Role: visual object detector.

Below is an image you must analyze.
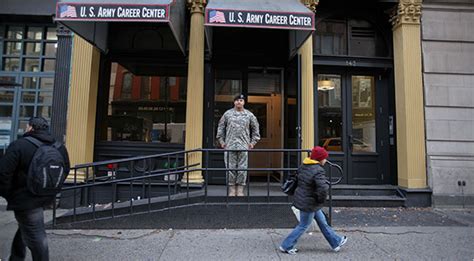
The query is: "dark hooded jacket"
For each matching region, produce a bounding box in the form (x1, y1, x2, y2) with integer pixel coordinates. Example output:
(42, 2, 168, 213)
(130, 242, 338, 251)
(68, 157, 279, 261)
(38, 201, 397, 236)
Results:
(293, 158, 330, 212)
(0, 130, 70, 211)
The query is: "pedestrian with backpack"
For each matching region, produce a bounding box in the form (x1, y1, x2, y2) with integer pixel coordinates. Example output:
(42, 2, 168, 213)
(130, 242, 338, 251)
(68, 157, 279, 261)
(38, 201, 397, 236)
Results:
(279, 146, 347, 255)
(0, 117, 70, 261)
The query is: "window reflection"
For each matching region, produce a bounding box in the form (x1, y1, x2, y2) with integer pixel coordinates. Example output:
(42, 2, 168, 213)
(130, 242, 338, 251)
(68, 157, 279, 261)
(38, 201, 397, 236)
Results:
(318, 74, 342, 152)
(213, 70, 242, 147)
(101, 63, 187, 144)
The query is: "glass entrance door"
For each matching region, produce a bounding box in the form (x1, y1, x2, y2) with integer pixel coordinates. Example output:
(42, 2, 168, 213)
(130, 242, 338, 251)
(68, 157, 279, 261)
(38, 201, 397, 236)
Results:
(317, 70, 389, 184)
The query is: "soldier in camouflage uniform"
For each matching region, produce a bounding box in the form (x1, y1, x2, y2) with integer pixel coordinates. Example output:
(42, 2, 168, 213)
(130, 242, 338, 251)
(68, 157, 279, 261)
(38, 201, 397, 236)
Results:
(216, 94, 260, 196)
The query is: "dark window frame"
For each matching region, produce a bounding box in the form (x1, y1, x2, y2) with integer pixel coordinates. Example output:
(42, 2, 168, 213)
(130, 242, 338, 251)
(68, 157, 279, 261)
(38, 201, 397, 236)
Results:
(0, 23, 56, 144)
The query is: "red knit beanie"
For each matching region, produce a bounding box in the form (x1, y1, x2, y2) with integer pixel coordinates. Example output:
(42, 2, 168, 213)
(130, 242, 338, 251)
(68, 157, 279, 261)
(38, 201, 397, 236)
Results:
(310, 146, 329, 161)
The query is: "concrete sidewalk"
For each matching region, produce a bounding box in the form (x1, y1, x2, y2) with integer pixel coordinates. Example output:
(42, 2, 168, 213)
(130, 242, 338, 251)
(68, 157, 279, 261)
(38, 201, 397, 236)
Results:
(1, 197, 473, 261)
(44, 226, 474, 261)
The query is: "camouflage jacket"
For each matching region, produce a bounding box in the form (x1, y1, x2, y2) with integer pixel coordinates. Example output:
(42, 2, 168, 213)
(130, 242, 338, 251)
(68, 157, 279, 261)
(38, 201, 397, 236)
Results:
(216, 108, 260, 150)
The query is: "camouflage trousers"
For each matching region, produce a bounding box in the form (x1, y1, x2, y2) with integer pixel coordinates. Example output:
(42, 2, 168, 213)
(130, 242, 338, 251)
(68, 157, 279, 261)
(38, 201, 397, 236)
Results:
(224, 151, 248, 186)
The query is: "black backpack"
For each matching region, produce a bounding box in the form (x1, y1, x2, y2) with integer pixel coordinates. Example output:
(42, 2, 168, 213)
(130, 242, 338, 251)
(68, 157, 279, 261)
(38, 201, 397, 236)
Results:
(25, 137, 67, 196)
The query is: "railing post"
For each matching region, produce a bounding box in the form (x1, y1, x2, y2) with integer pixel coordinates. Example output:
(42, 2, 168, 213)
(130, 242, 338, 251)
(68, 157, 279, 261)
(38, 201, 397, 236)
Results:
(73, 168, 77, 222)
(328, 163, 333, 226)
(205, 149, 209, 204)
(129, 161, 134, 215)
(168, 155, 171, 209)
(112, 165, 116, 218)
(186, 151, 190, 206)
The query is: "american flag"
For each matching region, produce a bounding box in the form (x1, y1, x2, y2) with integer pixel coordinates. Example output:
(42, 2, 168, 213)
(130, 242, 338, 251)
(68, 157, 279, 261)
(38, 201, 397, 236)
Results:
(59, 5, 77, 18)
(209, 10, 226, 23)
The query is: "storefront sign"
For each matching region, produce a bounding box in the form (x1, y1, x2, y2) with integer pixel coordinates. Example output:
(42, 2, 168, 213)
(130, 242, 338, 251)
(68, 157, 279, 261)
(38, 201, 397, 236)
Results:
(205, 9, 314, 30)
(55, 3, 169, 22)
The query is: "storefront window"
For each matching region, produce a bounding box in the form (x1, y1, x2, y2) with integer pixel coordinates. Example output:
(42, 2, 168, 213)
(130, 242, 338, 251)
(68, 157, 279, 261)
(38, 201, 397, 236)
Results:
(101, 63, 187, 144)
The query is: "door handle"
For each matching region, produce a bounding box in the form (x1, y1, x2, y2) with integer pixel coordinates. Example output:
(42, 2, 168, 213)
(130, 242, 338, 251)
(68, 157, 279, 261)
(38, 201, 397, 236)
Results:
(348, 135, 354, 150)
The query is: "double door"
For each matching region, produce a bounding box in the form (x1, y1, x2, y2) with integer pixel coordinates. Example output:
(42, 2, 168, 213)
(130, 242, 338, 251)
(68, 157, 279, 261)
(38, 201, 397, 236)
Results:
(316, 69, 390, 184)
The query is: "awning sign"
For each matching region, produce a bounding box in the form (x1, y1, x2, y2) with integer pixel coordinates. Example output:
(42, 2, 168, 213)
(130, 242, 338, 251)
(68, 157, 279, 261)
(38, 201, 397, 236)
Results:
(55, 3, 169, 22)
(205, 9, 314, 30)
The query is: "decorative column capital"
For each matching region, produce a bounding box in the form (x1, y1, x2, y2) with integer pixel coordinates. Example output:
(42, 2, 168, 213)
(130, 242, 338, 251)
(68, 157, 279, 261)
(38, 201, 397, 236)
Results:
(187, 0, 207, 14)
(390, 0, 422, 29)
(301, 0, 319, 12)
(57, 25, 72, 37)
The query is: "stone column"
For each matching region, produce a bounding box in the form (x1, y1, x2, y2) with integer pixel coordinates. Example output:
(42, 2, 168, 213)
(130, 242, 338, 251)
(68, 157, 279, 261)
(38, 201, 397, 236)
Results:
(183, 0, 206, 185)
(390, 0, 427, 188)
(65, 35, 100, 181)
(300, 0, 318, 158)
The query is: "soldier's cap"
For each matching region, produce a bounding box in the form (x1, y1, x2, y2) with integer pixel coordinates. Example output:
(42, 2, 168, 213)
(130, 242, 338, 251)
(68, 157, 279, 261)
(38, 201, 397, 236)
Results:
(234, 94, 245, 101)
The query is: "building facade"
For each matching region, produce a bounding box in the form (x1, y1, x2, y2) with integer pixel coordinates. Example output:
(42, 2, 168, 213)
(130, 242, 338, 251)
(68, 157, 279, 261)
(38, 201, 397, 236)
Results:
(421, 0, 474, 207)
(1, 0, 471, 207)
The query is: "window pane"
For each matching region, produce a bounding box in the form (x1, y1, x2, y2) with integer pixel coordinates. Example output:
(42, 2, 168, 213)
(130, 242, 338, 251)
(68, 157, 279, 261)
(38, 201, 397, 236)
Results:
(24, 58, 40, 72)
(0, 90, 15, 103)
(40, 78, 54, 90)
(0, 76, 16, 85)
(0, 105, 13, 117)
(42, 59, 55, 71)
(38, 91, 53, 104)
(314, 20, 347, 55)
(4, 41, 22, 55)
(44, 43, 57, 56)
(46, 27, 57, 40)
(0, 119, 12, 147)
(25, 42, 42, 55)
(21, 91, 36, 103)
(7, 26, 23, 39)
(101, 63, 187, 143)
(352, 75, 376, 153)
(19, 106, 35, 117)
(27, 27, 43, 40)
(318, 74, 343, 152)
(23, 77, 39, 89)
(248, 69, 281, 95)
(121, 72, 133, 99)
(140, 76, 151, 100)
(3, 58, 20, 71)
(37, 106, 52, 118)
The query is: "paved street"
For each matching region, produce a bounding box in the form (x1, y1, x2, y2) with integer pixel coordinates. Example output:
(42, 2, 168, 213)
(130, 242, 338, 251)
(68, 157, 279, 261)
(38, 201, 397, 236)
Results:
(1, 198, 473, 260)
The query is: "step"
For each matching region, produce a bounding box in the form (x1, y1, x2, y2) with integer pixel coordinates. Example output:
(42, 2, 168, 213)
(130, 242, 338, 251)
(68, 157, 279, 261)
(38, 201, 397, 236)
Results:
(331, 185, 402, 197)
(330, 195, 406, 207)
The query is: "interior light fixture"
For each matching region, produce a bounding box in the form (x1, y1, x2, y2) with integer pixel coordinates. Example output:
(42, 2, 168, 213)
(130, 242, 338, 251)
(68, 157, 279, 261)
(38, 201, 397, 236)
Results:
(317, 80, 335, 91)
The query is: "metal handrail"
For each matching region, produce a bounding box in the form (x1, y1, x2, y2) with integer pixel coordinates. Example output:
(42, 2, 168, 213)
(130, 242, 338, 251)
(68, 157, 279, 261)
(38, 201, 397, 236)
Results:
(53, 148, 344, 227)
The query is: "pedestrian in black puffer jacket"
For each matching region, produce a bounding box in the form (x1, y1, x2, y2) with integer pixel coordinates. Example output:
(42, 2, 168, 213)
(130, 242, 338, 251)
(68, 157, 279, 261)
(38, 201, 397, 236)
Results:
(280, 146, 347, 255)
(0, 117, 70, 261)
(293, 157, 330, 212)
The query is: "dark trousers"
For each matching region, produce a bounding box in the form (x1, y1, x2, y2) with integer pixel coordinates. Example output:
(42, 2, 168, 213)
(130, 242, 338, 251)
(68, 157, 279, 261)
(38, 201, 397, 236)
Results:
(10, 207, 49, 261)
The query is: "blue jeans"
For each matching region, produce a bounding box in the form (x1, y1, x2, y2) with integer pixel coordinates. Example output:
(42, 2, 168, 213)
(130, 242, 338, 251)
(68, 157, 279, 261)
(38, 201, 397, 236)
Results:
(10, 208, 49, 261)
(281, 209, 342, 250)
